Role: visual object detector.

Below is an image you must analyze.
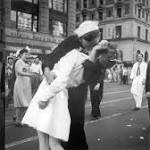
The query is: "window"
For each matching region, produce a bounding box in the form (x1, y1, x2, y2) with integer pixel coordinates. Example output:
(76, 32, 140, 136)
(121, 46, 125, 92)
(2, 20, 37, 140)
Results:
(99, 28, 103, 40)
(11, 10, 17, 28)
(83, 0, 88, 8)
(117, 8, 122, 17)
(105, 0, 114, 5)
(91, 0, 95, 5)
(33, 16, 38, 32)
(145, 29, 148, 40)
(11, 0, 39, 32)
(142, 9, 144, 18)
(49, 0, 67, 13)
(142, 0, 145, 5)
(0, 9, 2, 23)
(116, 26, 122, 39)
(138, 9, 141, 18)
(49, 0, 52, 8)
(106, 7, 113, 17)
(76, 14, 80, 22)
(13, 11, 38, 32)
(53, 0, 65, 12)
(76, 2, 80, 10)
(99, 0, 103, 5)
(146, 12, 148, 22)
(124, 4, 130, 15)
(83, 14, 87, 21)
(0, 30, 3, 42)
(18, 12, 32, 31)
(135, 6, 137, 15)
(137, 26, 141, 38)
(99, 12, 103, 20)
(50, 20, 67, 36)
(91, 12, 95, 20)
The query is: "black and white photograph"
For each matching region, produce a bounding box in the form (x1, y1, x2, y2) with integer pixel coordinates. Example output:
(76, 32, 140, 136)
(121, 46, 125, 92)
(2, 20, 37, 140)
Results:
(1, 0, 150, 150)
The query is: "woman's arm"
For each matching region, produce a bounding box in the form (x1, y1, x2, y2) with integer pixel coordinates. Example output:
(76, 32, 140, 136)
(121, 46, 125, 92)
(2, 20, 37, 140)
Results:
(15, 60, 32, 77)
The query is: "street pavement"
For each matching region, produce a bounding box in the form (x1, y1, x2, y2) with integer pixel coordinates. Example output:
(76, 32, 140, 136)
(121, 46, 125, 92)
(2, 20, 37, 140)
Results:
(5, 82, 150, 150)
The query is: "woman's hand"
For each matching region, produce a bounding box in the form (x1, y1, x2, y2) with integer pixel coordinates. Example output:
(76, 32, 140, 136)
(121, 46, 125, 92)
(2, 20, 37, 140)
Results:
(38, 100, 49, 109)
(89, 41, 109, 63)
(44, 67, 57, 84)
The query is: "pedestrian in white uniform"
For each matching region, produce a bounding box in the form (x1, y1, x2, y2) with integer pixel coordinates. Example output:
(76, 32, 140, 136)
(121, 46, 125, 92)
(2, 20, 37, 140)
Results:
(130, 53, 147, 110)
(22, 21, 110, 150)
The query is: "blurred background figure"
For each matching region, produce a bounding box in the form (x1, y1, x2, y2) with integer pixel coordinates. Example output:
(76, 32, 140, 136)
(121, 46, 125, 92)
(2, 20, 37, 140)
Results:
(122, 64, 128, 85)
(145, 60, 150, 119)
(30, 55, 43, 96)
(30, 55, 43, 75)
(130, 53, 147, 110)
(5, 56, 15, 107)
(13, 48, 33, 127)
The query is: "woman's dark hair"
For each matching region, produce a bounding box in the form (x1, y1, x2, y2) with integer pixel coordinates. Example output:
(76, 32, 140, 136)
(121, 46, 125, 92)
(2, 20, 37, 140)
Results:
(42, 34, 81, 71)
(19, 48, 28, 55)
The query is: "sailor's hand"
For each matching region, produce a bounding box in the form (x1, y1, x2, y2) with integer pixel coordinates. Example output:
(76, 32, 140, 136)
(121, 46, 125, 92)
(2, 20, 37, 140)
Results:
(94, 83, 100, 91)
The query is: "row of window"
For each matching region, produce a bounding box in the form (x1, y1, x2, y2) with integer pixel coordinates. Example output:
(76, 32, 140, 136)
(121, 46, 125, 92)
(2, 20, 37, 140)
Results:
(80, 0, 149, 8)
(137, 26, 149, 40)
(10, 0, 68, 36)
(49, 0, 67, 13)
(99, 26, 149, 40)
(76, 4, 130, 22)
(136, 7, 149, 22)
(11, 10, 67, 36)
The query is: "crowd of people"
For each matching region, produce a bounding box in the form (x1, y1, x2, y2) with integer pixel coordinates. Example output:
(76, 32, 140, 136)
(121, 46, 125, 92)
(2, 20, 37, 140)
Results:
(105, 63, 132, 85)
(3, 20, 150, 150)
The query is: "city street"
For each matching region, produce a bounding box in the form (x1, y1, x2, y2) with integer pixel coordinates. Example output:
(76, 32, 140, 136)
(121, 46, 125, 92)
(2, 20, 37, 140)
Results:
(5, 82, 150, 150)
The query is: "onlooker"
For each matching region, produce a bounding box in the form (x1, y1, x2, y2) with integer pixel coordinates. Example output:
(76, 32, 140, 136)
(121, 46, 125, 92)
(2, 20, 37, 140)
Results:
(30, 56, 43, 75)
(13, 48, 33, 126)
(122, 65, 128, 84)
(30, 56, 43, 95)
(89, 65, 105, 120)
(145, 60, 150, 118)
(130, 53, 147, 110)
(5, 56, 15, 106)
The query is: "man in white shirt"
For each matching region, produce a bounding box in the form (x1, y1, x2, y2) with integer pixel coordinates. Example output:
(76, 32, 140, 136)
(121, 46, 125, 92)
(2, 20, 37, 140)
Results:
(130, 53, 147, 110)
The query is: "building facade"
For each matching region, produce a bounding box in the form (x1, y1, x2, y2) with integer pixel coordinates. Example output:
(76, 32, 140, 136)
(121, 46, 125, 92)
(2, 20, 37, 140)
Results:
(2, 0, 76, 56)
(76, 0, 150, 62)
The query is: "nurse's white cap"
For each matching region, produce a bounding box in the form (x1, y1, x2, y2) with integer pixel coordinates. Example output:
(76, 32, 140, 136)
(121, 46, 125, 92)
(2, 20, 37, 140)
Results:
(74, 20, 99, 38)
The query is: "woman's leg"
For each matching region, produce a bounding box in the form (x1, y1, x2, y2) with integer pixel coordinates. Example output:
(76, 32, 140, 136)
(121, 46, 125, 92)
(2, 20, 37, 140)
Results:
(15, 107, 21, 124)
(49, 136, 64, 150)
(37, 131, 50, 150)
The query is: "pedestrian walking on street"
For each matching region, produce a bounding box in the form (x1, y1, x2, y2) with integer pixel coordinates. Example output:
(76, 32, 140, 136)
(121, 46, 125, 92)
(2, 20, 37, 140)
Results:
(13, 48, 33, 126)
(145, 60, 150, 118)
(89, 58, 106, 120)
(130, 53, 147, 110)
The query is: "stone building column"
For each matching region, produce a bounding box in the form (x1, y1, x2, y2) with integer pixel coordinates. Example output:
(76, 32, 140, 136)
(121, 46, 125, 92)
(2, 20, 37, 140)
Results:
(67, 0, 76, 36)
(3, 0, 11, 28)
(38, 0, 49, 33)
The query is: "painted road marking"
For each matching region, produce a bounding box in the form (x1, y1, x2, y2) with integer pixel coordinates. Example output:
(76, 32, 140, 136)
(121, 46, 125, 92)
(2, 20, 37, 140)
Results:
(85, 105, 148, 125)
(5, 105, 148, 149)
(5, 136, 38, 149)
(85, 96, 132, 108)
(104, 90, 129, 95)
